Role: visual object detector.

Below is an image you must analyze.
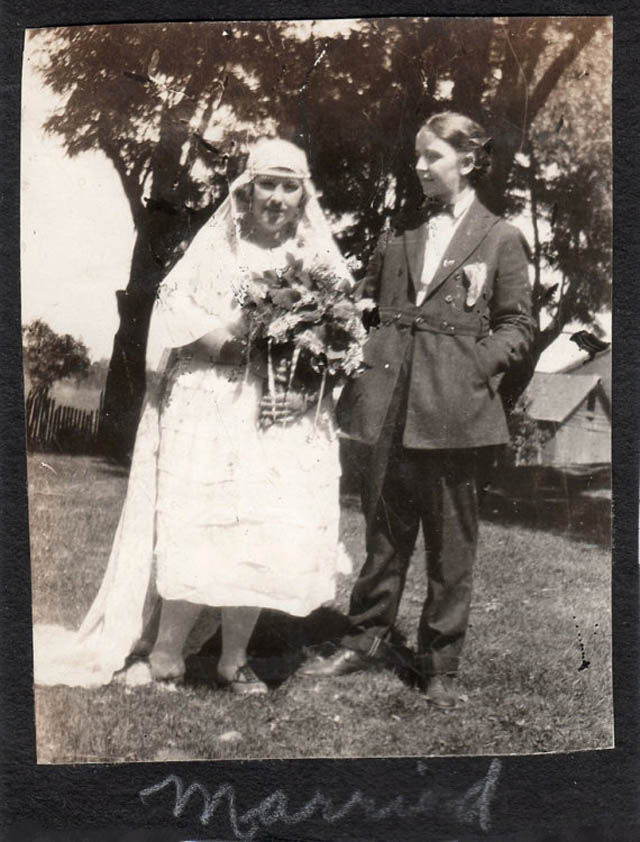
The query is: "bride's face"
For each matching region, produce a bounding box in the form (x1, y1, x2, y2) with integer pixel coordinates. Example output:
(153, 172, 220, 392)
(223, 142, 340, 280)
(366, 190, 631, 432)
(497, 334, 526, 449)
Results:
(251, 174, 304, 240)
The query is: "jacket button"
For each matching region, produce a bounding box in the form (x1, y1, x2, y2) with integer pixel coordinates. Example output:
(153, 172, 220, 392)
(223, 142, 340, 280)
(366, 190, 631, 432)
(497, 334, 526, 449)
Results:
(441, 321, 449, 328)
(384, 363, 390, 369)
(414, 315, 424, 324)
(444, 294, 453, 303)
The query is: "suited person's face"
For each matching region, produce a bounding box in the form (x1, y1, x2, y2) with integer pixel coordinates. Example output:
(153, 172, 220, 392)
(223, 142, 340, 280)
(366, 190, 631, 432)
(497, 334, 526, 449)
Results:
(415, 128, 474, 204)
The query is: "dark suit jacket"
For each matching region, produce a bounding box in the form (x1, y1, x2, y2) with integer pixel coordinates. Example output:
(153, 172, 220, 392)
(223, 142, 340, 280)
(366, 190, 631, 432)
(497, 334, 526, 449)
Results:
(337, 198, 536, 450)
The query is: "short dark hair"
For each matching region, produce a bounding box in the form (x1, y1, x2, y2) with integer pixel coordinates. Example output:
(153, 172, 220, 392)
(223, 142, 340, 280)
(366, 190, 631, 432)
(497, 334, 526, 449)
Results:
(419, 111, 492, 182)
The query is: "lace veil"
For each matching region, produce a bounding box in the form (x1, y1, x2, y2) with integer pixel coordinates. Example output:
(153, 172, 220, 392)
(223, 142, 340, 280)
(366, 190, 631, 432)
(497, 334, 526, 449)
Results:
(147, 137, 353, 367)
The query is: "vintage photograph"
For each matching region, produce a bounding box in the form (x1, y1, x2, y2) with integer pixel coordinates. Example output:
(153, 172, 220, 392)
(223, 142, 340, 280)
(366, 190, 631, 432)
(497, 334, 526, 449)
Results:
(22, 17, 613, 763)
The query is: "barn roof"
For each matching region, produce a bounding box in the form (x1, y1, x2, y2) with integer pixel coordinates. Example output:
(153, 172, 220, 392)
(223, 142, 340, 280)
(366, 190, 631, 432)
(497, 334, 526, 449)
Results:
(562, 347, 611, 402)
(523, 372, 603, 424)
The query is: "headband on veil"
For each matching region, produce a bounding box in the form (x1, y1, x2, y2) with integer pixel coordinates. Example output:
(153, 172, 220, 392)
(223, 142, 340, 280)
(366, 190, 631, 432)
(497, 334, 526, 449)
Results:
(147, 137, 353, 368)
(244, 137, 311, 179)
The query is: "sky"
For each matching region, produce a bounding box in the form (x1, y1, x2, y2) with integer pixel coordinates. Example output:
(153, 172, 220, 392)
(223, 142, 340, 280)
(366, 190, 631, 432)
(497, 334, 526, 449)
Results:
(20, 27, 610, 371)
(21, 37, 136, 362)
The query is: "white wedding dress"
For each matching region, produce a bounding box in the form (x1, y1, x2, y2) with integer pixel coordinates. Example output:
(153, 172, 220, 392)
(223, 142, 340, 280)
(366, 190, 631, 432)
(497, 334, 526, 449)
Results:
(33, 238, 350, 687)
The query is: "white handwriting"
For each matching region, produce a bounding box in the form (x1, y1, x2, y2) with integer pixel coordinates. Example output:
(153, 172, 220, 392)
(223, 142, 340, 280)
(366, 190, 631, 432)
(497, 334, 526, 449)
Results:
(139, 758, 501, 840)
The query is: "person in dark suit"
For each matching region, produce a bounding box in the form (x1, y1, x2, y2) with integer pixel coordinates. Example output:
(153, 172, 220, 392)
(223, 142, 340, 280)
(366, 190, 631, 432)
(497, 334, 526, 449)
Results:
(301, 111, 536, 708)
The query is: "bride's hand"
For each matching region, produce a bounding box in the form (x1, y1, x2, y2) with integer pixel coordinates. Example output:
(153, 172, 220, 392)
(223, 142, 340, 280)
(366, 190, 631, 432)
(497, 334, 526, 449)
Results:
(272, 358, 290, 386)
(259, 390, 313, 427)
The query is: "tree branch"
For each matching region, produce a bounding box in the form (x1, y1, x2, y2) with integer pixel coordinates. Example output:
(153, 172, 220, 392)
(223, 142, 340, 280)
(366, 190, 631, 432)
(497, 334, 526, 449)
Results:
(99, 133, 146, 226)
(528, 145, 543, 324)
(528, 19, 601, 122)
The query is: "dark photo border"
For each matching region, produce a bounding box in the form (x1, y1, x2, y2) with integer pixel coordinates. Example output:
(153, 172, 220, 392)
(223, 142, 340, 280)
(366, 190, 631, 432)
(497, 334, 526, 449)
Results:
(2, 1, 638, 840)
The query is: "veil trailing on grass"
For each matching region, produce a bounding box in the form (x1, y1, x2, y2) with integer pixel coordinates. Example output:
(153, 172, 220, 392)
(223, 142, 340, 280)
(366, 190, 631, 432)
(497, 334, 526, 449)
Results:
(33, 139, 353, 688)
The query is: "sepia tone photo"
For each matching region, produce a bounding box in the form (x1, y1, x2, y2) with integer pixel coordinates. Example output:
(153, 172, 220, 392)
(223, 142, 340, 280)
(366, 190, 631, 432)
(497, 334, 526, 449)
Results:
(22, 17, 613, 764)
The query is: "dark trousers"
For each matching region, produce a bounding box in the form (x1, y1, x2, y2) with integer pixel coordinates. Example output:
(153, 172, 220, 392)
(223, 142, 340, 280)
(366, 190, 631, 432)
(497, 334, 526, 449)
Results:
(342, 436, 480, 676)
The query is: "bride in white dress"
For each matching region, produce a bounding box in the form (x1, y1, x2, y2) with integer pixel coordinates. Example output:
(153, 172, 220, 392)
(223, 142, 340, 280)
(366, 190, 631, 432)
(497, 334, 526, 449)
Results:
(33, 138, 353, 694)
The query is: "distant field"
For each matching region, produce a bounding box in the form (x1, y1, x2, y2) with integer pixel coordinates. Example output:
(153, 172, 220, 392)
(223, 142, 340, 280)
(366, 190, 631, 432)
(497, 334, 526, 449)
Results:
(48, 381, 103, 411)
(29, 453, 613, 763)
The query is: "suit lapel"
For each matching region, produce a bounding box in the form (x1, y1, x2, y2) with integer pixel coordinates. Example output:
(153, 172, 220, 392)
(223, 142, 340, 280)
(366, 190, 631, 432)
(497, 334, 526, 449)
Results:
(422, 198, 498, 303)
(403, 223, 429, 296)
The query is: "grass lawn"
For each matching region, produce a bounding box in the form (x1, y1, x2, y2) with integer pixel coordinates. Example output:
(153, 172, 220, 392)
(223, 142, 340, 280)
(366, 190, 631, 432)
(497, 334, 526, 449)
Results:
(28, 453, 613, 763)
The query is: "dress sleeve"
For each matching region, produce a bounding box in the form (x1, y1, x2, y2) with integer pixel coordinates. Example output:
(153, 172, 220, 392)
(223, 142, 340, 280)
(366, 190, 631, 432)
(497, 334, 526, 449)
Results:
(153, 283, 222, 350)
(149, 221, 230, 351)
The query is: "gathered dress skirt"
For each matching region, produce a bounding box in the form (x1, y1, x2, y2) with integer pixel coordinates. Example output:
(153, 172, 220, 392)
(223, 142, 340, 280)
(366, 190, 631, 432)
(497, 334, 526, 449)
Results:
(33, 354, 348, 687)
(155, 354, 348, 613)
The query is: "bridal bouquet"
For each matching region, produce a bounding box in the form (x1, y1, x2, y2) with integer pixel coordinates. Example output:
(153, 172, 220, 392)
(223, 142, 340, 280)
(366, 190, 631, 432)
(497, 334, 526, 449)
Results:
(233, 256, 373, 428)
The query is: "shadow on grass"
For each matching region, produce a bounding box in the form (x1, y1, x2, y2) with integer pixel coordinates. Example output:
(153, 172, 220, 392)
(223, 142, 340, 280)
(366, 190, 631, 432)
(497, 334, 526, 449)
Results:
(343, 445, 611, 549)
(187, 606, 421, 690)
(91, 457, 131, 478)
(480, 485, 611, 547)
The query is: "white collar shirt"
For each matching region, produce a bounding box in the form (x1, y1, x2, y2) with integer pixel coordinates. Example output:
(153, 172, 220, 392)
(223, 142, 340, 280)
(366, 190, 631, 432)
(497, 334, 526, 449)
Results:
(416, 188, 476, 305)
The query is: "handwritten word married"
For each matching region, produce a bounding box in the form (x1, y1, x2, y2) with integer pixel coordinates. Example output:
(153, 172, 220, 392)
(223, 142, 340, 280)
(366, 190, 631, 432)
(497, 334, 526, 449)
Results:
(139, 758, 501, 840)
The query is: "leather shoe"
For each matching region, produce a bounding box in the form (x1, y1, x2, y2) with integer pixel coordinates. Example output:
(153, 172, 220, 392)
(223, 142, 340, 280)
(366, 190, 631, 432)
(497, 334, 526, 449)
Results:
(299, 646, 373, 678)
(423, 674, 459, 710)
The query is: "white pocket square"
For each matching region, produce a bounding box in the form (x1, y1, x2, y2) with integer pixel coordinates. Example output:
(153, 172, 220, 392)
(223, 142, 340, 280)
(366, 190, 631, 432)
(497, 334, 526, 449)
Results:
(462, 262, 487, 307)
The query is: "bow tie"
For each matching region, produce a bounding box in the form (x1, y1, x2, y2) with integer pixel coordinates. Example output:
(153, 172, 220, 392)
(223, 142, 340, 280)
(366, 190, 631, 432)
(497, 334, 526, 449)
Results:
(423, 197, 454, 219)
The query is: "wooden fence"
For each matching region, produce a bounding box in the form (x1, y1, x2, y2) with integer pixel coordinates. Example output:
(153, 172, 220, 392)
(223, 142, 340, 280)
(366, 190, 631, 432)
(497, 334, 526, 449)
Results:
(25, 389, 104, 454)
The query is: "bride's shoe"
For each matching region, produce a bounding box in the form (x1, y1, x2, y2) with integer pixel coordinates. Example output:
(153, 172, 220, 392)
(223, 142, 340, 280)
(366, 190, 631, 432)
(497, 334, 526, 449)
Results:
(218, 663, 268, 696)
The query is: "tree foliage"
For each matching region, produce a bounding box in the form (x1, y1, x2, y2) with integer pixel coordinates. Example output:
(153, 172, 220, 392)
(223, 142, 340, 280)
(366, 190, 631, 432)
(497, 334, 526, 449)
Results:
(508, 22, 612, 356)
(30, 17, 611, 458)
(22, 319, 90, 395)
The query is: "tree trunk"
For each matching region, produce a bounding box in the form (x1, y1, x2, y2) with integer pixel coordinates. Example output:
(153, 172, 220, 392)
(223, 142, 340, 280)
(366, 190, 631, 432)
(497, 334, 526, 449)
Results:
(449, 18, 494, 122)
(98, 287, 156, 464)
(98, 202, 213, 462)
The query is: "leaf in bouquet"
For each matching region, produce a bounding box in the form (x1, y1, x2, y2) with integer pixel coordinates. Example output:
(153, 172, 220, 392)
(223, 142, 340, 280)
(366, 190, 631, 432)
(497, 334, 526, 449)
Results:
(298, 269, 314, 289)
(295, 288, 321, 309)
(268, 287, 302, 309)
(253, 299, 274, 319)
(326, 321, 353, 345)
(261, 269, 282, 286)
(281, 256, 307, 285)
(290, 269, 314, 290)
(267, 311, 311, 343)
(308, 264, 339, 291)
(249, 307, 277, 343)
(285, 254, 305, 273)
(290, 308, 316, 329)
(293, 304, 325, 327)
